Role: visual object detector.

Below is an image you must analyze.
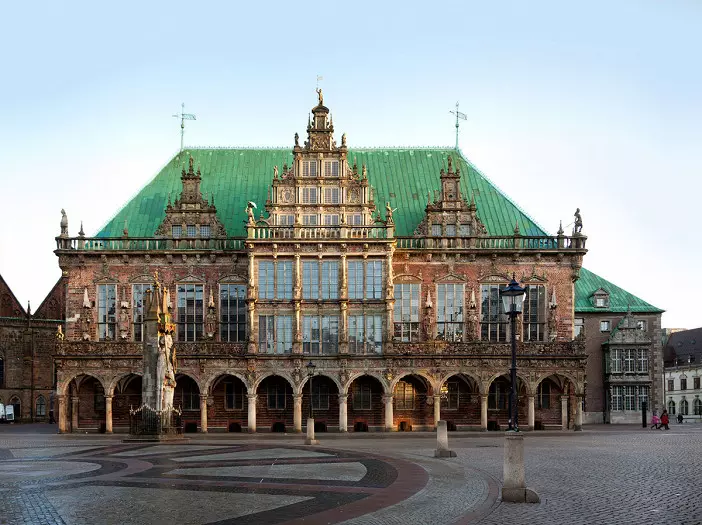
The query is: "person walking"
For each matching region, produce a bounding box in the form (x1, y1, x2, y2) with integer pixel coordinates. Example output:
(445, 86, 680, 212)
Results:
(660, 410, 670, 430)
(650, 412, 660, 429)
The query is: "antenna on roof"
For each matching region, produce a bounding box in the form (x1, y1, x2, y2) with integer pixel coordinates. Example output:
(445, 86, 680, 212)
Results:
(172, 103, 196, 153)
(449, 102, 467, 150)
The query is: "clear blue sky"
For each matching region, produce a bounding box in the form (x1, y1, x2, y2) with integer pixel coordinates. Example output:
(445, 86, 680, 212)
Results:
(0, 0, 699, 328)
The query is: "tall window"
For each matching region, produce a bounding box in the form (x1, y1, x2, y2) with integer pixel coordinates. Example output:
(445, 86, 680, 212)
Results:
(312, 382, 330, 410)
(694, 377, 701, 390)
(394, 381, 415, 410)
(668, 399, 676, 414)
(352, 381, 372, 410)
(537, 381, 551, 409)
(224, 380, 245, 410)
(200, 225, 210, 238)
(258, 315, 293, 354)
(301, 160, 317, 177)
(303, 261, 338, 299)
(694, 398, 702, 416)
(132, 284, 151, 341)
(348, 260, 382, 300)
(680, 399, 689, 415)
(172, 225, 182, 238)
(394, 283, 420, 342)
(638, 349, 649, 373)
(303, 315, 339, 355)
(177, 284, 204, 341)
(97, 284, 117, 341)
(267, 383, 287, 409)
(574, 318, 584, 338)
(36, 396, 46, 417)
(348, 315, 383, 354)
(623, 349, 636, 373)
(611, 386, 623, 411)
(437, 284, 464, 341)
(480, 284, 507, 341)
(220, 284, 246, 342)
(446, 380, 461, 410)
(523, 285, 546, 341)
(258, 261, 292, 300)
(668, 379, 674, 392)
(610, 349, 622, 373)
(0, 357, 4, 388)
(639, 386, 650, 410)
(623, 386, 636, 410)
(681, 378, 688, 391)
(488, 381, 508, 409)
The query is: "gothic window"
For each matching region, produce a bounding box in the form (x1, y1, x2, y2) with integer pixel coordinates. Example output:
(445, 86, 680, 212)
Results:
(224, 380, 245, 410)
(681, 399, 689, 415)
(610, 349, 622, 373)
(258, 261, 292, 300)
(187, 224, 197, 237)
(694, 398, 702, 416)
(177, 284, 204, 342)
(480, 284, 507, 342)
(668, 399, 676, 414)
(267, 383, 287, 410)
(35, 396, 46, 417)
(220, 284, 246, 342)
(97, 284, 117, 341)
(537, 381, 551, 409)
(393, 283, 420, 342)
(200, 225, 210, 238)
(302, 187, 318, 204)
(352, 382, 372, 410)
(278, 214, 295, 226)
(638, 349, 649, 373)
(303, 215, 318, 225)
(323, 187, 340, 204)
(323, 214, 339, 225)
(348, 314, 383, 354)
(437, 284, 464, 342)
(523, 285, 546, 342)
(394, 381, 415, 410)
(258, 315, 293, 354)
(302, 160, 317, 177)
(574, 318, 584, 338)
(172, 225, 182, 238)
(132, 284, 152, 341)
(681, 377, 688, 391)
(323, 160, 339, 177)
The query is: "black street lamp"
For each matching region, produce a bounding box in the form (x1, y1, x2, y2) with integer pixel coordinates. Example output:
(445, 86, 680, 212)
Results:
(306, 361, 316, 420)
(500, 275, 526, 431)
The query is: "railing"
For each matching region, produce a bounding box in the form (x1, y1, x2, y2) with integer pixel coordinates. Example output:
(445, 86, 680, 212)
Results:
(249, 225, 389, 240)
(395, 234, 586, 251)
(129, 404, 182, 436)
(56, 237, 246, 252)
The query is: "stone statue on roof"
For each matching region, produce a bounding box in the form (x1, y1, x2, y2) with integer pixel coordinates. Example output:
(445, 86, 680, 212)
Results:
(294, 132, 299, 147)
(341, 133, 347, 147)
(574, 208, 583, 234)
(316, 87, 323, 105)
(60, 209, 68, 237)
(273, 165, 279, 179)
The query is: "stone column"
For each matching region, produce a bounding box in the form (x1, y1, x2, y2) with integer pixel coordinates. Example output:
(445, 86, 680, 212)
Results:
(433, 395, 441, 427)
(105, 395, 113, 434)
(383, 394, 394, 431)
(247, 394, 257, 433)
(480, 394, 488, 431)
(293, 394, 303, 433)
(199, 395, 208, 433)
(527, 395, 535, 430)
(561, 395, 569, 431)
(71, 396, 79, 432)
(57, 395, 68, 433)
(575, 395, 583, 431)
(338, 394, 348, 432)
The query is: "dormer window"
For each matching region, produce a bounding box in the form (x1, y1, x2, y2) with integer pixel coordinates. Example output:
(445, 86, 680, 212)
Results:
(172, 225, 182, 238)
(187, 224, 197, 237)
(592, 289, 610, 308)
(323, 160, 339, 177)
(200, 225, 210, 238)
(431, 224, 442, 236)
(446, 224, 456, 237)
(636, 320, 647, 331)
(302, 160, 317, 177)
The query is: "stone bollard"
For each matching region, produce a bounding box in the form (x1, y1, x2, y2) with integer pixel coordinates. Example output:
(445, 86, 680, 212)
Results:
(305, 418, 319, 445)
(434, 420, 457, 458)
(502, 431, 540, 503)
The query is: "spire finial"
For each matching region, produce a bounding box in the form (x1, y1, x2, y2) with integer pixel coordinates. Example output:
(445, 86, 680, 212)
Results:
(78, 221, 85, 238)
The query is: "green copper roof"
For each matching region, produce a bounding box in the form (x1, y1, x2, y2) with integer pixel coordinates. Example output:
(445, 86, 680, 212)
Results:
(97, 148, 547, 238)
(575, 268, 663, 314)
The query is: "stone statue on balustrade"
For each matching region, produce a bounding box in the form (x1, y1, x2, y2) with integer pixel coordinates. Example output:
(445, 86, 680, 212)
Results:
(573, 208, 583, 234)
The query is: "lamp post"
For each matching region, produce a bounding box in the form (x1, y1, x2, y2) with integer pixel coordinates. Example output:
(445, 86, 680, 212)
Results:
(306, 361, 316, 420)
(500, 276, 526, 432)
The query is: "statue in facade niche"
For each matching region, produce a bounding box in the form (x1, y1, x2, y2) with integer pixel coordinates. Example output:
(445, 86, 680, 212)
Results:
(205, 304, 217, 340)
(573, 208, 583, 234)
(119, 307, 130, 340)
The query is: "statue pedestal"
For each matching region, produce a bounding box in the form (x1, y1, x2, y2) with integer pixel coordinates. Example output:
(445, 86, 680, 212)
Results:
(305, 418, 319, 445)
(501, 431, 540, 503)
(434, 420, 457, 458)
(123, 405, 187, 443)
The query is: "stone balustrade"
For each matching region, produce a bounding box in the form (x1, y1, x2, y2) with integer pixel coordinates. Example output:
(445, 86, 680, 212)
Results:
(395, 234, 586, 251)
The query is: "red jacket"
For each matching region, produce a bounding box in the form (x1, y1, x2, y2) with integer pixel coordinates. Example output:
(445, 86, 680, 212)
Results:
(661, 414, 669, 424)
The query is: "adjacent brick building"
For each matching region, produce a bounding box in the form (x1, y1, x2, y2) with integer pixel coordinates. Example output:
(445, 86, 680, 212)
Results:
(49, 94, 662, 432)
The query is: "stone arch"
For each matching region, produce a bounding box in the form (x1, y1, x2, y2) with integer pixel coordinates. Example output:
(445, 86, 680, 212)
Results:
(437, 371, 483, 395)
(175, 373, 202, 414)
(208, 373, 248, 432)
(256, 374, 295, 432)
(252, 372, 295, 393)
(60, 372, 108, 397)
(485, 371, 533, 396)
(106, 371, 143, 397)
(9, 394, 21, 419)
(298, 373, 343, 396)
(389, 371, 434, 394)
(347, 374, 386, 431)
(343, 371, 389, 395)
(203, 371, 250, 395)
(534, 371, 583, 396)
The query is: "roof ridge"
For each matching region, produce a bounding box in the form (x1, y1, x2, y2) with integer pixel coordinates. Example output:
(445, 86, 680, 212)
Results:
(181, 145, 457, 151)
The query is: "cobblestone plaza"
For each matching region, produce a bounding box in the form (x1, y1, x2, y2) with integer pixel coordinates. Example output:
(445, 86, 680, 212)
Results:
(0, 424, 700, 524)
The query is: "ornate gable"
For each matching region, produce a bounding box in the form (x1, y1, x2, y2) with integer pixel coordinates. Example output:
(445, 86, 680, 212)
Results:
(33, 276, 67, 321)
(155, 156, 227, 238)
(0, 274, 25, 317)
(413, 155, 487, 237)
